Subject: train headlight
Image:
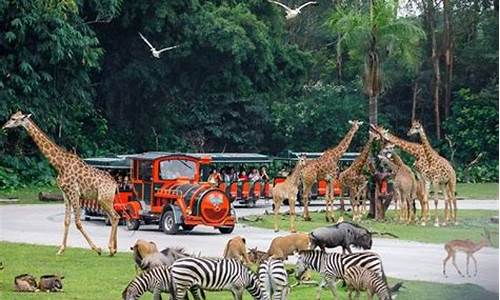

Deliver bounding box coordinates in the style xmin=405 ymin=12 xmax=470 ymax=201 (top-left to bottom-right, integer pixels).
xmin=186 ymin=207 xmax=192 ymax=215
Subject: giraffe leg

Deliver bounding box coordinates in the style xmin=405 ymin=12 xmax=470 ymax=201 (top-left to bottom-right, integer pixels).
xmin=57 ymin=196 xmax=72 ymax=255
xmin=447 ymin=181 xmax=458 ymax=225
xmin=273 ymin=195 xmax=282 ymax=232
xmin=442 ymin=184 xmax=450 ymax=226
xmin=289 ymin=197 xmax=297 ymax=233
xmin=71 ymin=199 xmax=102 ymax=255
xmin=100 ymin=197 xmax=120 ymax=256
xmin=302 ymin=182 xmax=312 ymax=221
xmin=324 ymin=184 xmax=331 ymax=222
xmin=432 ymin=181 xmax=440 ymax=227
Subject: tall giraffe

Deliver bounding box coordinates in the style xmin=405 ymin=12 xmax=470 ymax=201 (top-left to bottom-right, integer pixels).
xmin=338 ymin=133 xmax=375 ymax=221
xmin=370 ymin=124 xmax=443 ymax=226
xmin=408 ymin=120 xmax=457 ymax=225
xmin=300 ymin=120 xmax=362 ymax=222
xmin=272 ymin=156 xmax=307 ymax=233
xmin=2 ymin=112 xmax=120 ymax=255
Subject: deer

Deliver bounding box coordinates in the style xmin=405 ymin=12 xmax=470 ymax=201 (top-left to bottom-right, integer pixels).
xmin=442 ymin=228 xmax=493 ymax=277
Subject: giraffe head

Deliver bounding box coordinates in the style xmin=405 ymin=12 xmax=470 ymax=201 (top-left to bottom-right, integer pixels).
xmin=369 ymin=124 xmax=389 ymax=141
xmin=380 ymin=143 xmax=396 ymax=159
xmin=348 ymin=120 xmax=364 ymax=131
xmin=407 ymin=120 xmax=424 ymax=136
xmin=2 ymin=111 xmax=32 ymax=130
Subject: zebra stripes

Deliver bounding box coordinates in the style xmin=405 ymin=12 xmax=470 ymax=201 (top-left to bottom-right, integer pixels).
xmin=258 ymin=258 xmax=289 ymax=300
xmin=122 ymin=265 xmax=174 ymax=300
xmin=344 ymin=265 xmax=391 ymax=300
xmin=295 ymin=250 xmax=386 ymax=300
xmin=170 ymin=257 xmax=269 ymax=300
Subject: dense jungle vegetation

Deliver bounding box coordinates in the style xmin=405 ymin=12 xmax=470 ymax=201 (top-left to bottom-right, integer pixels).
xmin=0 ymin=0 xmax=498 ymax=188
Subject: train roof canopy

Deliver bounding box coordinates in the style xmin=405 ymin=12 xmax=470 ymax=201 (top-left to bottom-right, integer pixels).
xmin=126 ymin=152 xmax=272 ymax=164
xmin=277 ymin=151 xmax=360 ymax=161
xmin=84 ymin=155 xmax=131 ymax=169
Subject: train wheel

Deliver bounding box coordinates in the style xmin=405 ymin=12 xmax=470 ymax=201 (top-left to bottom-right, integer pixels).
xmin=218 ymin=226 xmax=234 ymax=234
xmin=161 ymin=211 xmax=179 ymax=235
xmin=126 ymin=219 xmax=140 ymax=231
xmin=182 ymin=224 xmax=195 ymax=231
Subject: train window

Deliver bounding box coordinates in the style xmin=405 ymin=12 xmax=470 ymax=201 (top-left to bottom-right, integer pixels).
xmin=159 ymin=159 xmax=196 ymax=180
xmin=138 ymin=160 xmax=153 ymax=181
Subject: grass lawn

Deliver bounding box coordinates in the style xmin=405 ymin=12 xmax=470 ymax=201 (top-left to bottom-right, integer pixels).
xmin=242 ymin=209 xmax=499 ymax=247
xmin=457 ymin=183 xmax=499 ymax=200
xmin=0 ymin=242 xmax=497 ymax=300
xmin=0 ymin=185 xmax=60 ymax=205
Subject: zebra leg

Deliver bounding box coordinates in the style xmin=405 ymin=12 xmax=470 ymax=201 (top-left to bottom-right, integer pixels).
xmin=152 ymin=288 xmax=162 ymax=300
xmin=325 ymin=277 xmax=339 ymax=300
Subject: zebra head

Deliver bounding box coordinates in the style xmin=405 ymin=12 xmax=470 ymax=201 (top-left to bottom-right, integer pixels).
xmin=295 ymin=250 xmax=324 ymax=280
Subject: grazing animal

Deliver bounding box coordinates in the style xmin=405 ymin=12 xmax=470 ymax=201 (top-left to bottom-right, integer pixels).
xmin=267 ymin=0 xmax=318 ymax=20
xmin=170 ymin=257 xmax=269 ymax=300
xmin=248 ymin=247 xmax=268 ymax=265
xmin=258 ymin=258 xmax=289 ymax=300
xmin=344 ymin=266 xmax=392 ymax=300
xmin=309 ymin=222 xmax=372 ymax=254
xmin=138 ymin=32 xmax=179 ymax=58
xmin=272 ymin=156 xmax=307 ymax=233
xmin=142 ymin=247 xmax=190 ymax=271
xmin=38 ymin=275 xmax=64 ymax=292
xmin=131 ymin=240 xmax=159 ymax=273
xmin=14 ymin=274 xmax=38 ymax=292
xmin=2 ymin=112 xmax=120 ymax=256
xmin=267 ymin=233 xmax=311 ymax=259
xmin=443 ymin=229 xmax=493 ymax=277
xmin=407 ymin=120 xmax=457 ymax=225
xmin=223 ymin=236 xmax=252 ymax=265
xmin=300 ymin=121 xmax=362 ymax=222
xmin=295 ymin=250 xmax=386 ymax=300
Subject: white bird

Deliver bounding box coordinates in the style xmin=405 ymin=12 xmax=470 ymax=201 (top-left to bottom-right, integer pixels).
xmin=267 ymin=0 xmax=318 ymax=20
xmin=139 ymin=32 xmax=179 ymax=58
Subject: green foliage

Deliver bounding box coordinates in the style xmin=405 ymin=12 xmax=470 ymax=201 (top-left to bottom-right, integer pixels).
xmin=443 ymin=84 xmax=499 ymax=182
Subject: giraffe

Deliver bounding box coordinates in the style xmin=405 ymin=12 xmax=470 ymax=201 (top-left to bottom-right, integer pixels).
xmin=272 ymin=156 xmax=307 ymax=233
xmin=2 ymin=112 xmax=120 ymax=255
xmin=407 ymin=120 xmax=457 ymax=225
xmin=338 ymin=133 xmax=375 ymax=222
xmin=300 ymin=120 xmax=363 ymax=222
xmin=370 ymin=124 xmax=437 ymax=226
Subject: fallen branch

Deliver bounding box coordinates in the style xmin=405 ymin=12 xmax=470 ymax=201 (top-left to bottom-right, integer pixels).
xmin=240 ymin=216 xmax=263 ymax=222
xmin=370 ymin=231 xmax=399 ymax=239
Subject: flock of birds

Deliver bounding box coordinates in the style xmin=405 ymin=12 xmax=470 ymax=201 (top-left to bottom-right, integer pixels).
xmin=138 ymin=1 xmax=318 ymax=58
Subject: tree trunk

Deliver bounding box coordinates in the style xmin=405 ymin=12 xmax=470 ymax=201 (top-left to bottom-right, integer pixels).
xmin=369 ymin=94 xmax=378 ymax=126
xmin=443 ymin=0 xmax=454 ymax=119
xmin=336 ymin=33 xmax=342 ymax=80
xmin=411 ymin=80 xmax=419 ymax=121
xmin=428 ymin=0 xmax=441 ymax=139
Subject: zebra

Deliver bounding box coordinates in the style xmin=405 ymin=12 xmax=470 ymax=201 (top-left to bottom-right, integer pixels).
xmin=170 ymin=257 xmax=269 ymax=300
xmin=122 ymin=265 xmax=203 ymax=300
xmin=295 ymin=250 xmax=386 ymax=300
xmin=344 ymin=265 xmax=391 ymax=300
xmin=258 ymin=258 xmax=289 ymax=300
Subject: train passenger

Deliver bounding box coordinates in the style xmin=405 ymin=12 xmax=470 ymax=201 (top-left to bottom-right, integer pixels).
xmin=238 ymin=170 xmax=248 ymax=181
xmin=260 ymin=166 xmax=270 ymax=181
xmin=207 ymin=169 xmax=222 ymax=186
xmin=248 ymin=168 xmax=261 ymax=182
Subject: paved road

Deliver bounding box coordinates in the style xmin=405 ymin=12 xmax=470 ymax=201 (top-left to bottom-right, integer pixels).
xmin=0 ymin=202 xmax=498 ymax=293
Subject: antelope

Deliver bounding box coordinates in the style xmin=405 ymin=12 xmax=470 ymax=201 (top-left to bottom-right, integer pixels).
xmin=442 ymin=228 xmax=493 ymax=277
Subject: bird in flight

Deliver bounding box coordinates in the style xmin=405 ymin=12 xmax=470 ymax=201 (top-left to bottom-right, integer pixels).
xmin=139 ymin=32 xmax=179 ymax=58
xmin=267 ymin=1 xmax=318 ymax=20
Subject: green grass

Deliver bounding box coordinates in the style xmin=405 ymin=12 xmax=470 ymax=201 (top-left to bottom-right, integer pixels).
xmin=0 ymin=242 xmax=497 ymax=300
xmin=457 ymin=183 xmax=499 ymax=200
xmin=242 ymin=209 xmax=499 ymax=247
xmin=0 ymin=185 xmax=60 ymax=205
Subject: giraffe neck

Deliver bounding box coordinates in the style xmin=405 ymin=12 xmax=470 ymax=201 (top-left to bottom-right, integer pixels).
xmin=384 ymin=132 xmax=424 ymax=159
xmin=23 ymin=119 xmax=69 ymax=171
xmin=417 ymin=129 xmax=437 ymax=158
xmin=345 ymin=138 xmax=373 ymax=173
xmin=322 ymin=125 xmax=358 ymax=164
xmin=390 ymin=153 xmax=406 ymax=168
xmin=380 ymin=156 xmax=399 ymax=172
xmin=288 ymin=161 xmax=305 ymax=185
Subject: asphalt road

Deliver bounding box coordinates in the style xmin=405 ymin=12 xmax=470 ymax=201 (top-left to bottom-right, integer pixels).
xmin=0 ymin=201 xmax=498 ymax=293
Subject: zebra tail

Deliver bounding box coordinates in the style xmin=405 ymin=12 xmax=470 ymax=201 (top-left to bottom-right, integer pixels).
xmin=167 ymin=271 xmax=176 ymax=299
xmin=390 ymin=282 xmax=404 ymax=293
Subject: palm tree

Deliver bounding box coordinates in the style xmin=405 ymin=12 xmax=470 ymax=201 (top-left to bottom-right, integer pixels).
xmin=327 ymin=0 xmax=425 ymax=125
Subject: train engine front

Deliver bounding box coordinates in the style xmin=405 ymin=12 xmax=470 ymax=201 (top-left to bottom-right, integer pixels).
xmin=124 ymin=153 xmax=235 ymax=234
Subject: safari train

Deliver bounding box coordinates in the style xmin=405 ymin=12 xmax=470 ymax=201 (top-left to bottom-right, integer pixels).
xmin=82 ymin=151 xmax=370 ymax=234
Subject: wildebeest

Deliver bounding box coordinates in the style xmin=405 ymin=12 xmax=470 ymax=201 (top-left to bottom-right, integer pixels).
xmin=38 ymin=275 xmax=64 ymax=292
xmin=309 ymin=222 xmax=372 ymax=254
